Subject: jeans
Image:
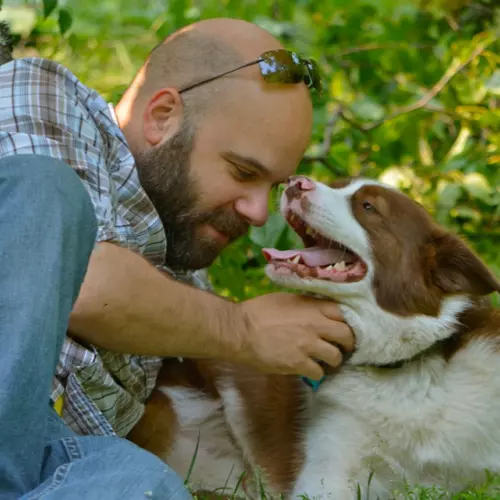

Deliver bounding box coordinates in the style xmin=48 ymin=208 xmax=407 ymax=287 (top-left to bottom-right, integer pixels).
xmin=0 ymin=155 xmax=192 ymax=500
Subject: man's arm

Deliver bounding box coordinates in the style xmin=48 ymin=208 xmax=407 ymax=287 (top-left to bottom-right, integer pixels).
xmin=69 ymin=242 xmax=239 ymax=360
xmin=69 ymin=242 xmax=354 ymax=380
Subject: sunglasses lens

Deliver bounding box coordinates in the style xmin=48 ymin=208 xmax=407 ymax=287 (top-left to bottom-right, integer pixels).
xmin=306 ymin=59 xmax=322 ymax=94
xmin=258 ymin=50 xmax=322 ymax=93
xmin=258 ymin=50 xmax=304 ymax=85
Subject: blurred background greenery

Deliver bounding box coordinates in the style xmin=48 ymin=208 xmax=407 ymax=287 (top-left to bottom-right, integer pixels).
xmin=1 ymin=0 xmax=499 ymax=305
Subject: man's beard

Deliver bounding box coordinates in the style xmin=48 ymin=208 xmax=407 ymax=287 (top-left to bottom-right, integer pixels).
xmin=134 ymin=124 xmax=249 ymax=271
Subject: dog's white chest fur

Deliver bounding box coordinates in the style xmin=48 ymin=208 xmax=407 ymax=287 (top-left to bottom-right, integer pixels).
xmin=294 ymin=337 xmax=500 ymax=499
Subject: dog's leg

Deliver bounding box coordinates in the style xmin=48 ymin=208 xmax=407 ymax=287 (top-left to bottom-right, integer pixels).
xmin=291 ymin=410 xmax=371 ymax=500
xmin=217 ymin=376 xmax=309 ymax=498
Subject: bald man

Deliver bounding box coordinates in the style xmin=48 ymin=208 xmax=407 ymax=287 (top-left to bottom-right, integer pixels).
xmin=0 ymin=18 xmax=353 ymax=499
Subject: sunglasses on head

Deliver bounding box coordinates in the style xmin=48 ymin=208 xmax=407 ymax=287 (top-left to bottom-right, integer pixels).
xmin=178 ymin=49 xmax=322 ymax=95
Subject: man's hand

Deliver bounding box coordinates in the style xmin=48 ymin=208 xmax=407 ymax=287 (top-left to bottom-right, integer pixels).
xmin=234 ymin=293 xmax=354 ymax=380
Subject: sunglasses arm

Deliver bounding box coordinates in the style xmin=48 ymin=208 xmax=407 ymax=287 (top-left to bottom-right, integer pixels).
xmin=178 ymin=59 xmax=261 ymax=94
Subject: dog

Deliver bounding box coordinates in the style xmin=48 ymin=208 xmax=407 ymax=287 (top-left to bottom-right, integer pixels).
xmin=128 ymin=176 xmax=500 ymax=499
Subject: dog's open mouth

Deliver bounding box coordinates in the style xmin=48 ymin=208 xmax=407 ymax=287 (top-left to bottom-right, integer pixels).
xmin=262 ymin=211 xmax=367 ymax=283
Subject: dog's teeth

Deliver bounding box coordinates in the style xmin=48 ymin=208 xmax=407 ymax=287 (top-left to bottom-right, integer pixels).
xmin=325 ymin=265 xmax=333 ymax=271
xmin=306 ymin=226 xmax=314 ymax=236
xmin=292 ymin=255 xmax=301 ymax=265
xmin=334 ymin=261 xmax=346 ymax=271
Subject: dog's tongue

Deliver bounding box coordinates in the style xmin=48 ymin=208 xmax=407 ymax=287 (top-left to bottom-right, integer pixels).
xmin=262 ymin=247 xmax=350 ymax=267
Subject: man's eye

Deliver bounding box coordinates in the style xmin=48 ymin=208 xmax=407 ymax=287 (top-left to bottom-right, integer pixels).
xmin=234 ymin=166 xmax=256 ymax=181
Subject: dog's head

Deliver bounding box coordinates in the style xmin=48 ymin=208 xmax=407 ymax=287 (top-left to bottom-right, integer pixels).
xmin=263 ymin=176 xmax=500 ymax=365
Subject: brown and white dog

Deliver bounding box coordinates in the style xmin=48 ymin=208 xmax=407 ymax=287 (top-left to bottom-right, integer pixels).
xmin=129 ymin=176 xmax=500 ymax=499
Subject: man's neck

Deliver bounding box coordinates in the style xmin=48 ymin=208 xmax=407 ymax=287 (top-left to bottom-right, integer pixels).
xmin=113 ymin=97 xmax=143 ymax=158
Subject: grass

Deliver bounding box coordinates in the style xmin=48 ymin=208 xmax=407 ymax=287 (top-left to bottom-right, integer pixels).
xmin=186 ymin=459 xmax=500 ymax=500
xmin=189 ymin=476 xmax=500 ymax=500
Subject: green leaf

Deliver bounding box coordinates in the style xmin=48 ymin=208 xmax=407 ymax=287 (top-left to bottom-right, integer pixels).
xmin=450 ymin=206 xmax=482 ymax=223
xmin=249 ymin=212 xmax=287 ymax=249
xmin=43 ymin=0 xmax=58 ymax=19
xmin=350 ymin=95 xmax=385 ymax=122
xmin=58 ymin=8 xmax=72 ymax=35
xmin=436 ymin=180 xmax=462 ymax=209
xmin=485 ymin=70 xmax=500 ymax=96
xmin=284 ymin=225 xmax=304 ymax=249
xmin=379 ymin=166 xmax=419 ymax=190
xmin=170 ymin=0 xmax=186 ymax=29
xmin=462 ymin=172 xmax=493 ymax=204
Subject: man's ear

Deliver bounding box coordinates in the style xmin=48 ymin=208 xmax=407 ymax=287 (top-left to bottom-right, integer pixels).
xmin=431 ymin=232 xmax=500 ymax=296
xmin=143 ymin=88 xmax=184 ymax=146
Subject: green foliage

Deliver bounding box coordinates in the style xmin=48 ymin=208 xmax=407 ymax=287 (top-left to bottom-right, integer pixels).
xmin=0 ymin=0 xmax=498 ymax=306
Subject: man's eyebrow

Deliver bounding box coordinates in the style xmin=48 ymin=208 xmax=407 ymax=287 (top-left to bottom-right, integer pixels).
xmin=223 ymin=151 xmax=272 ymax=177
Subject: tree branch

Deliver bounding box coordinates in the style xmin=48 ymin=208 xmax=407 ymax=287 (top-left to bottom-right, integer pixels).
xmin=302 ymin=105 xmax=344 ymax=175
xmin=362 ymin=42 xmax=489 ymax=132
xmin=299 ymin=41 xmax=488 ymax=176
xmin=319 ymin=105 xmax=342 ymax=157
xmin=303 ymin=104 xmax=342 ymax=161
xmin=336 ymin=42 xmax=432 ymax=57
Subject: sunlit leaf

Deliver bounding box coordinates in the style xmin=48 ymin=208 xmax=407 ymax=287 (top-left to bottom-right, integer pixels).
xmin=437 ymin=180 xmax=462 ymax=209
xmin=462 ymin=172 xmax=493 ymax=204
xmin=485 ymin=70 xmax=500 ymax=96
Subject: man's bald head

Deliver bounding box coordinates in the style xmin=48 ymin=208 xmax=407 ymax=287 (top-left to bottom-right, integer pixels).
xmin=128 ymin=18 xmax=287 ymax=118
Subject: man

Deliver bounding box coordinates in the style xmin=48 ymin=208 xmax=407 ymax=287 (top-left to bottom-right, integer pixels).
xmin=0 ymin=17 xmax=353 ymax=499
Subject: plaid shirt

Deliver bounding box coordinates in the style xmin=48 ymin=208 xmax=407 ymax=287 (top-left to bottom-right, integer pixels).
xmin=0 ymin=57 xmax=211 ymax=437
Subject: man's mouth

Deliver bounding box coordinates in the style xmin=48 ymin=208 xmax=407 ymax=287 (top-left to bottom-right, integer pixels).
xmin=262 ymin=210 xmax=367 ymax=283
xmin=203 ymin=224 xmax=230 ymax=245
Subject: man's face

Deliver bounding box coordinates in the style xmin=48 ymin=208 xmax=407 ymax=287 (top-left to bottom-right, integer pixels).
xmin=134 ymin=123 xmax=250 ymax=271
xmin=135 ymin=81 xmax=313 ymax=271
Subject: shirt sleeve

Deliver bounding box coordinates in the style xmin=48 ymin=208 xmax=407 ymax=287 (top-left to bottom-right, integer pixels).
xmin=0 ymin=58 xmax=124 ymax=245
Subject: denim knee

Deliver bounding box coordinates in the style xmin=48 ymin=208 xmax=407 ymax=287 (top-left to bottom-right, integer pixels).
xmin=125 ymin=444 xmax=193 ymax=499
xmin=28 ymin=436 xmax=193 ymax=500
xmin=0 ymin=154 xmax=96 ymax=234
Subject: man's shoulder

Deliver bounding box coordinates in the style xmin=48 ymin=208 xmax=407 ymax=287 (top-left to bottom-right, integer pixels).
xmin=1 ymin=56 xmax=123 ymax=141
xmin=0 ymin=57 xmax=107 ymax=110
xmin=2 ymin=56 xmax=85 ymax=86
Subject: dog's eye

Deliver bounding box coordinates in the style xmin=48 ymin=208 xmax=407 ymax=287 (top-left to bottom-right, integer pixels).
xmin=362 ymin=202 xmax=374 ymax=211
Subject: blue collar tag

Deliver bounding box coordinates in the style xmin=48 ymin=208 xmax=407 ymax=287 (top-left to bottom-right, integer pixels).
xmin=302 ymin=376 xmax=325 ymax=392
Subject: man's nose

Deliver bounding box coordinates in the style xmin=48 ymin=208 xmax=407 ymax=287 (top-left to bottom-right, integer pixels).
xmin=234 ymin=191 xmax=269 ymax=227
xmin=285 ymin=175 xmax=316 ymax=203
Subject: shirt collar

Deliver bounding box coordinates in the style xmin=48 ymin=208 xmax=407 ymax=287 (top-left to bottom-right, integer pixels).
xmin=108 ymin=103 xmax=119 ymax=126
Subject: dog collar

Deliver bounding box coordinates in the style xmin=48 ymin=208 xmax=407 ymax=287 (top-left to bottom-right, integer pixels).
xmin=302 ymin=376 xmax=325 ymax=392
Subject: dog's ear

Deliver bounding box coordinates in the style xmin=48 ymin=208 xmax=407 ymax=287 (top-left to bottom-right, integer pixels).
xmin=431 ymin=232 xmax=500 ymax=296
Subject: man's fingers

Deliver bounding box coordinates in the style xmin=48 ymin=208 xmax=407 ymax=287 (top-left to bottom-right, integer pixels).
xmin=319 ymin=321 xmax=355 ymax=353
xmin=300 ymin=359 xmax=325 ymax=381
xmin=310 ymin=340 xmax=343 ymax=369
xmin=319 ymin=302 xmax=345 ymax=323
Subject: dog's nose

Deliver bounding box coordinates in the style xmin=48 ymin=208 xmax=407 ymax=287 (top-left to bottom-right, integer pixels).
xmin=285 ymin=176 xmax=315 ymax=203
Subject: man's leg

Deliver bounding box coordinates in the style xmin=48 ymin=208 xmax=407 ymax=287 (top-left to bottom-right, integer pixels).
xmin=0 ymin=155 xmax=192 ymax=500
xmin=26 ymin=411 xmax=192 ymax=500
xmin=0 ymin=154 xmax=97 ymax=496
